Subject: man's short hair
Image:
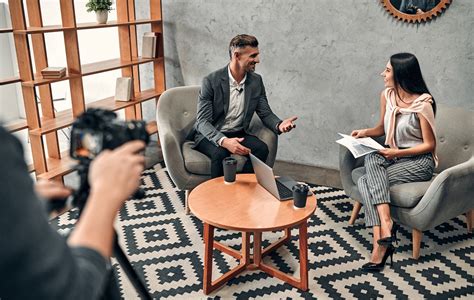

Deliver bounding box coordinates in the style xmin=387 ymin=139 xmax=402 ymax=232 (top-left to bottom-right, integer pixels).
xmin=228 ymin=34 xmax=259 ymax=59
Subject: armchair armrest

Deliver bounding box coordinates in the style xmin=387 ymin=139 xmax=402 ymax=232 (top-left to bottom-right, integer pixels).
xmin=338 ymin=135 xmax=385 ymax=199
xmin=339 ymin=145 xmax=365 ymax=197
xmin=158 ymin=130 xmax=189 ymax=188
xmin=400 ymin=156 xmax=474 ymax=231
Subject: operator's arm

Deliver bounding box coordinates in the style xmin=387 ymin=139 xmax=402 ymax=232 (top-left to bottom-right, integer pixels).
xmin=68 ymin=141 xmax=145 ymax=258
xmin=0 ymin=127 xmax=107 ymax=299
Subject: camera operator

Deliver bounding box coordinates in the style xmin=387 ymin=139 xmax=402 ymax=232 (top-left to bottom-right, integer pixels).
xmin=0 ymin=125 xmax=145 ymax=299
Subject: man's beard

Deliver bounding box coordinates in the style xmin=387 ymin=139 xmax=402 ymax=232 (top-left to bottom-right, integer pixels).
xmin=247 ymin=64 xmax=256 ymax=72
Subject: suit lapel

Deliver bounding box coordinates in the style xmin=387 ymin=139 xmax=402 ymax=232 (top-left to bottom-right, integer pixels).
xmin=220 ymin=68 xmax=230 ymax=115
xmin=243 ymin=73 xmax=253 ymax=119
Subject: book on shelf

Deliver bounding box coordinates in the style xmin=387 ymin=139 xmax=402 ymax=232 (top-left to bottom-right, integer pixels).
xmin=142 ymin=32 xmax=163 ymax=58
xmin=115 ymin=77 xmax=133 ymax=101
xmin=336 ymin=133 xmax=385 ymax=158
xmin=41 ymin=67 xmax=66 ymax=79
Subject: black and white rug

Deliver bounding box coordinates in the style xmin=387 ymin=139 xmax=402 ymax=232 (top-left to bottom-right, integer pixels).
xmin=52 ymin=164 xmax=473 ymax=299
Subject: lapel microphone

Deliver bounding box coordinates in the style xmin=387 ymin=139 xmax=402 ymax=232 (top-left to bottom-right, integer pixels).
xmin=236 ymin=87 xmax=244 ymax=94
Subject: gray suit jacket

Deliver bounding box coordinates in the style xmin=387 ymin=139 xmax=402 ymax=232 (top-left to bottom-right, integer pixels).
xmin=192 ymin=66 xmax=282 ymax=147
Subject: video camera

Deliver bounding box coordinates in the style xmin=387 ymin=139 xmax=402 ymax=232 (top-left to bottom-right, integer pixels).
xmin=70 ymin=108 xmax=149 ymax=160
xmin=68 ymin=108 xmax=150 ymax=212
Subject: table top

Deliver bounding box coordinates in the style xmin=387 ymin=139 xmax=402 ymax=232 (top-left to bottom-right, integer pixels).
xmin=188 ymin=174 xmax=317 ymax=232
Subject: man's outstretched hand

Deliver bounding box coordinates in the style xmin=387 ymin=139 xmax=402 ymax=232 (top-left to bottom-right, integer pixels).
xmin=222 ymin=137 xmax=250 ymax=155
xmin=279 ymin=116 xmax=298 ymax=133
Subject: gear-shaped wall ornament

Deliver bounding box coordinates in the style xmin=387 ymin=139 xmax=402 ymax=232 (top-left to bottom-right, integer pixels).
xmin=381 ymin=0 xmax=452 ymax=23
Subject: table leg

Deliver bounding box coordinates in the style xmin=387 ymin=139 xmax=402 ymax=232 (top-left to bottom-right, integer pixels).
xmin=203 ymin=227 xmax=250 ymax=295
xmin=241 ymin=232 xmax=251 ymax=265
xmin=203 ymin=223 xmax=214 ymax=295
xmin=253 ymin=231 xmax=262 ymax=267
xmin=299 ymin=221 xmax=309 ymax=291
xmin=258 ymin=221 xmax=309 ymax=291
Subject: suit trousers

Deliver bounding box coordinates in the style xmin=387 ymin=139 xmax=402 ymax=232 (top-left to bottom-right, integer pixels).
xmin=196 ymin=131 xmax=269 ymax=178
xmin=357 ymin=152 xmax=434 ymax=227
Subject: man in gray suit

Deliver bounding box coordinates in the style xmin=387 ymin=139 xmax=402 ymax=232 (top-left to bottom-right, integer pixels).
xmin=192 ymin=34 xmax=297 ymax=178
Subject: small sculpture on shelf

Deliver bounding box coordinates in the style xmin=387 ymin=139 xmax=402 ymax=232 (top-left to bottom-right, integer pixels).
xmin=86 ymin=0 xmax=113 ymax=24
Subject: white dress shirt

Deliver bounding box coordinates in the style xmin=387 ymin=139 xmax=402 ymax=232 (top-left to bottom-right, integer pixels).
xmin=218 ymin=67 xmax=247 ymax=146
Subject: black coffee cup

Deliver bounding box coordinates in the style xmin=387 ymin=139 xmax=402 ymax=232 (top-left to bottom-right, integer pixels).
xmin=223 ymin=157 xmax=237 ymax=184
xmin=293 ymin=184 xmax=309 ymax=209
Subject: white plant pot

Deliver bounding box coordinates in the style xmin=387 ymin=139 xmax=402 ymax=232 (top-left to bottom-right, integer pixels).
xmin=95 ymin=10 xmax=108 ymax=24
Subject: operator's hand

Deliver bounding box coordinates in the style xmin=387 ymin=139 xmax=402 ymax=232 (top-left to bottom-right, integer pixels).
xmin=378 ymin=148 xmax=399 ymax=160
xmin=89 ymin=140 xmax=146 ymax=211
xmin=222 ymin=137 xmax=250 ymax=155
xmin=351 ymin=129 xmax=367 ymax=138
xmin=35 ymin=179 xmax=72 ymax=200
xmin=279 ymin=116 xmax=297 ymax=133
xmin=416 ymin=8 xmax=424 ymax=14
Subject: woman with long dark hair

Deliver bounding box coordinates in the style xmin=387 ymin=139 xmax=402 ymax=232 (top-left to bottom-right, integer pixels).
xmin=351 ymin=53 xmax=437 ymax=272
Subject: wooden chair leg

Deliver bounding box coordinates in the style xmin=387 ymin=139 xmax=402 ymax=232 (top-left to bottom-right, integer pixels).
xmin=465 ymin=210 xmax=474 ymax=233
xmin=349 ymin=201 xmax=362 ymax=225
xmin=412 ymin=229 xmax=422 ymax=260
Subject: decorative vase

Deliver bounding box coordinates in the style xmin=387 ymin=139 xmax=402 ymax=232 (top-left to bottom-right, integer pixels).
xmin=95 ymin=10 xmax=108 ymax=24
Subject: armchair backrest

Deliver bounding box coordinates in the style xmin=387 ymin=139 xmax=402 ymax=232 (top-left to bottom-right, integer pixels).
xmin=157 ymin=85 xmax=200 ymax=143
xmin=435 ymin=105 xmax=474 ymax=172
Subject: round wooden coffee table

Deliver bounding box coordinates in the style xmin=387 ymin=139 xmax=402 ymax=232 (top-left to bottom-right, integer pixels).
xmin=188 ymin=174 xmax=317 ymax=295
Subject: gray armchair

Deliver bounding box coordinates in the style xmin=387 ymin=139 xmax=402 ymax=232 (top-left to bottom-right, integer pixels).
xmin=157 ymin=86 xmax=278 ymax=213
xmin=339 ymin=105 xmax=474 ymax=259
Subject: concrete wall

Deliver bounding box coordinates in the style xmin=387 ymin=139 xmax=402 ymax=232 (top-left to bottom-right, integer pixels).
xmin=144 ymin=0 xmax=473 ymax=169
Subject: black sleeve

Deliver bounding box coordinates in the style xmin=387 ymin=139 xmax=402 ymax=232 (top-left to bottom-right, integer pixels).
xmin=0 ymin=127 xmax=109 ymax=300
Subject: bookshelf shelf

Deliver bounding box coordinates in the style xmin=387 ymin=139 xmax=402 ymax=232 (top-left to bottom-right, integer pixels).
xmin=22 ymin=72 xmax=80 ymax=87
xmin=7 ymin=0 xmax=165 ymax=179
xmin=29 ymin=88 xmax=163 ymax=136
xmin=14 ymin=25 xmax=74 ymax=34
xmin=37 ymin=151 xmax=76 ymax=180
xmin=22 ymin=57 xmax=162 ymax=87
xmin=0 ymin=27 xmax=13 ymax=33
xmin=77 ymin=19 xmax=162 ymax=30
xmin=81 ymin=57 xmax=161 ymax=76
xmin=4 ymin=119 xmax=28 ymax=132
xmin=0 ymin=76 xmax=21 ymax=86
xmin=13 ymin=19 xmax=161 ymax=34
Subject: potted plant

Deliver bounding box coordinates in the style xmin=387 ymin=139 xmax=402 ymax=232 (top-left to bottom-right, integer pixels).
xmin=86 ymin=0 xmax=113 ymax=24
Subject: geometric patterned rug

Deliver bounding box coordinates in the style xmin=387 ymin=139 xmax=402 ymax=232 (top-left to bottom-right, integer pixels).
xmin=51 ymin=163 xmax=474 ymax=299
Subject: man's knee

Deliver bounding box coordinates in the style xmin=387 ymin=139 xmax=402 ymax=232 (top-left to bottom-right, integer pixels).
xmin=255 ymin=142 xmax=269 ymax=158
xmin=212 ymin=147 xmax=230 ymax=163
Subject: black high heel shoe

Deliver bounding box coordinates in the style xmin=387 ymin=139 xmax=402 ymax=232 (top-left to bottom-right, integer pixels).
xmin=377 ymin=222 xmax=399 ymax=247
xmin=362 ymin=245 xmax=395 ymax=272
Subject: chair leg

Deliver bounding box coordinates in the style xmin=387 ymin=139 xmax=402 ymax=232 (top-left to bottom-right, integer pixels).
xmin=412 ymin=229 xmax=422 ymax=260
xmin=348 ymin=201 xmax=362 ymax=225
xmin=465 ymin=210 xmax=474 ymax=233
xmin=185 ymin=190 xmax=190 ymax=215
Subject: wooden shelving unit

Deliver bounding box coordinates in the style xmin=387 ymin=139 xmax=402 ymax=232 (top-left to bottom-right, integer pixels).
xmin=6 ymin=0 xmax=165 ymax=180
